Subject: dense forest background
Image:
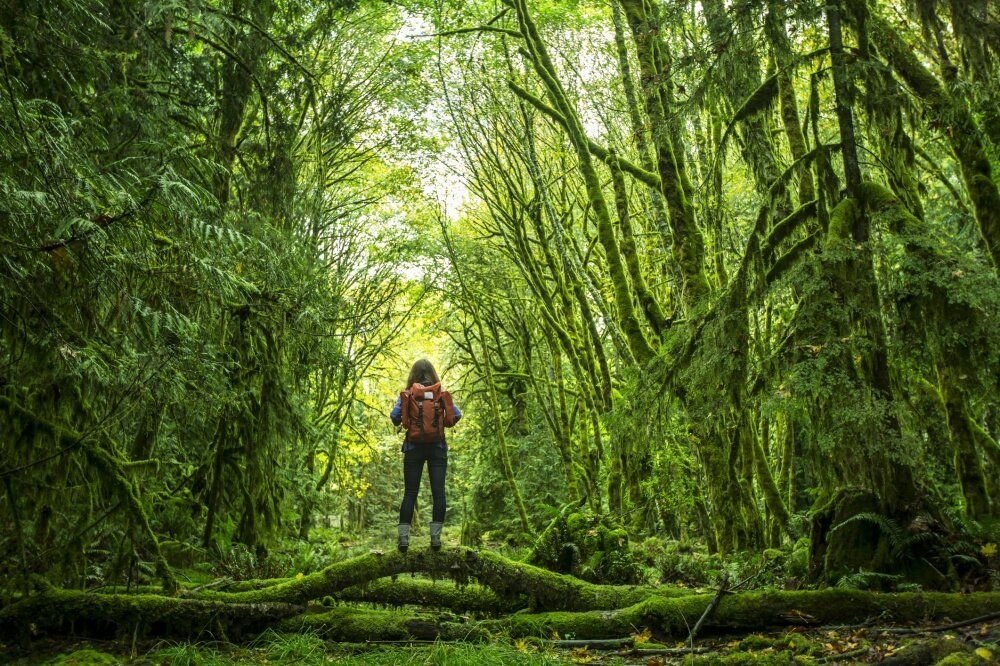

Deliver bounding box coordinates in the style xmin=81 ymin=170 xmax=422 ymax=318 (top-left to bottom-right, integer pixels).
xmin=2 ymin=0 xmax=1000 ymax=662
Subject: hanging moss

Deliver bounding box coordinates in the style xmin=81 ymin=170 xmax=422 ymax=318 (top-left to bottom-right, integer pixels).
xmin=721 ymin=74 xmax=779 ymax=143
xmin=0 ymin=396 xmax=178 ymax=594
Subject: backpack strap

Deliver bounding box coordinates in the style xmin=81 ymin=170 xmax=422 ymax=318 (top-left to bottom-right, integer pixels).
xmin=399 ymin=390 xmax=410 ymax=428
xmin=440 ymin=390 xmax=457 ymax=427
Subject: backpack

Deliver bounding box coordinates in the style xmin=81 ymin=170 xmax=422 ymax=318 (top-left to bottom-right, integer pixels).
xmin=400 ymin=382 xmax=456 ymax=444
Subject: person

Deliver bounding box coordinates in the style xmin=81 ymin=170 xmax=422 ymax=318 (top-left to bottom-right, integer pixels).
xmin=390 ymin=359 xmax=461 ymax=552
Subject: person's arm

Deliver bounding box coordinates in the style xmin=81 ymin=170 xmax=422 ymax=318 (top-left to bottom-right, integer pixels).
xmin=390 ymin=395 xmax=403 ymax=426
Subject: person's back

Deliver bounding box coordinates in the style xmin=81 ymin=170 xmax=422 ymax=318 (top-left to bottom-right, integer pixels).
xmin=390 ymin=359 xmax=461 ymax=552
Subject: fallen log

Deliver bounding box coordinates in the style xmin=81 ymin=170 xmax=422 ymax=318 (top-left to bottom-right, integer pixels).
xmin=120 ymin=576 xmax=525 ymax=615
xmin=280 ymin=589 xmax=1000 ymax=643
xmin=332 ymin=578 xmax=525 ymax=614
xmin=492 ymin=589 xmax=1000 ymax=639
xmin=196 ymin=547 xmax=663 ymax=612
xmin=279 ymin=589 xmax=1000 ymax=643
xmin=550 ymin=637 xmax=633 ymax=649
xmin=0 ymin=588 xmax=303 ymax=640
xmin=5 ymin=550 xmax=998 ymax=644
xmin=277 ymin=606 xmax=487 ymax=642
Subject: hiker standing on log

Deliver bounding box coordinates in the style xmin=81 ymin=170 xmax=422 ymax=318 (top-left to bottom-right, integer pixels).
xmin=390 ymin=359 xmax=461 ymax=552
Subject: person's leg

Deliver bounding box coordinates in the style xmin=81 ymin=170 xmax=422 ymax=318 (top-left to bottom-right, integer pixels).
xmin=399 ymin=448 xmax=426 ymax=524
xmin=427 ymin=444 xmax=447 ymax=549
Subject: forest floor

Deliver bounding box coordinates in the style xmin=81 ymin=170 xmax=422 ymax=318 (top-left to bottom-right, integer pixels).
xmin=3 ymin=531 xmax=998 ymax=665
xmin=6 ymin=620 xmax=1000 ymax=665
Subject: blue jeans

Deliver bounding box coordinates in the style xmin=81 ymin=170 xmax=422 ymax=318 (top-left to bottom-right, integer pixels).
xmin=398 ymin=443 xmax=447 ymax=524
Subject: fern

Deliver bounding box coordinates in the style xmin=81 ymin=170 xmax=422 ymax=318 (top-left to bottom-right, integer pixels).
xmin=836 ymin=570 xmax=903 ymax=590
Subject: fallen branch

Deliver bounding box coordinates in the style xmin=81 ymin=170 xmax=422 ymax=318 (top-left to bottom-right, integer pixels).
xmin=624 ymin=647 xmax=712 ymax=656
xmin=690 ymin=573 xmax=729 ymax=642
xmin=550 ymin=638 xmax=633 ymax=649
xmin=881 ymin=609 xmax=1000 ymax=635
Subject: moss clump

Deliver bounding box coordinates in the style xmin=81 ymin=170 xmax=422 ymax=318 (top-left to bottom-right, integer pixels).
xmin=787 ymin=539 xmax=810 ymax=580
xmin=935 ymin=653 xmax=987 ymax=666
xmin=334 ymin=577 xmax=524 ymax=614
xmin=737 ymin=632 xmax=823 ymax=655
xmin=530 ymin=510 xmax=641 ymax=584
xmin=279 ymin=607 xmax=489 ymax=643
xmin=692 ymin=652 xmax=816 ymax=665
xmin=883 ymin=638 xmax=989 ymax=665
xmin=45 ymin=649 xmax=120 ymax=665
xmin=655 ymin=543 xmax=725 ymax=586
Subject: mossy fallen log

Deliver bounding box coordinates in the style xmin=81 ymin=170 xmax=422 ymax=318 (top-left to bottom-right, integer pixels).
xmin=332 ymin=578 xmax=525 ymax=614
xmin=4 ymin=585 xmax=999 ymax=643
xmin=254 ymin=589 xmax=1000 ymax=643
xmin=277 ymin=606 xmax=488 ymax=642
xmin=0 ymin=588 xmax=303 ymax=640
xmin=196 ymin=547 xmax=662 ymax=612
xmin=492 ymin=589 xmax=1000 ymax=639
xmin=8 ymin=548 xmax=997 ymax=644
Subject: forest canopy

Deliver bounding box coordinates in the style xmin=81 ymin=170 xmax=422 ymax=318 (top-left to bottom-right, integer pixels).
xmin=1 ymin=0 xmax=1000 ymax=661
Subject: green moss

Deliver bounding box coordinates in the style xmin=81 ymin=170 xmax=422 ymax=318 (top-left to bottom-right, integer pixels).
xmin=493 ymin=589 xmax=1000 ymax=640
xmin=735 ymin=632 xmax=823 ymax=656
xmin=825 ymin=197 xmax=857 ymax=247
xmin=692 ymin=651 xmax=815 ymax=665
xmin=530 ymin=510 xmax=642 ymax=584
xmin=44 ymin=649 xmax=119 ymax=665
xmin=936 ymin=654 xmax=984 ymax=666
xmin=738 ymin=634 xmax=779 ymax=650
xmin=335 ymin=578 xmax=523 ymax=614
xmin=787 ymin=543 xmax=810 ymax=580
xmin=279 ymin=606 xmax=491 ymax=643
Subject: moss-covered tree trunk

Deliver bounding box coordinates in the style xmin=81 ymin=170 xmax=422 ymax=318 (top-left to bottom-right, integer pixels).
xmin=511 ymin=0 xmax=655 ymax=364
xmin=869 ymin=11 xmax=1000 ymax=270
xmin=617 ymin=0 xmax=709 ymax=308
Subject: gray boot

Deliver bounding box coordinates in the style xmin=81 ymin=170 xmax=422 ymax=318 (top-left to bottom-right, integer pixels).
xmin=429 ymin=521 xmax=443 ymax=551
xmin=397 ymin=524 xmax=410 ymax=553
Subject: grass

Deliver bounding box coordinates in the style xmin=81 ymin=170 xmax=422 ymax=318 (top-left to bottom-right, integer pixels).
xmin=20 ymin=635 xmax=577 ymax=665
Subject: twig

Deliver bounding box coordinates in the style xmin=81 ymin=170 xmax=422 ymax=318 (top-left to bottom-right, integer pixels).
xmin=827 ymin=647 xmax=871 ymax=662
xmin=551 ymin=638 xmax=633 ymax=649
xmin=690 ymin=573 xmax=730 ymax=642
xmin=623 ymin=647 xmax=712 ymax=656
xmin=417 ymin=25 xmax=521 ymax=38
xmin=882 ymin=610 xmax=1000 ymax=635
xmin=365 ymin=638 xmax=452 ymax=645
xmin=730 ymin=566 xmax=767 ymax=592
xmin=190 ymin=577 xmax=232 ymax=593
